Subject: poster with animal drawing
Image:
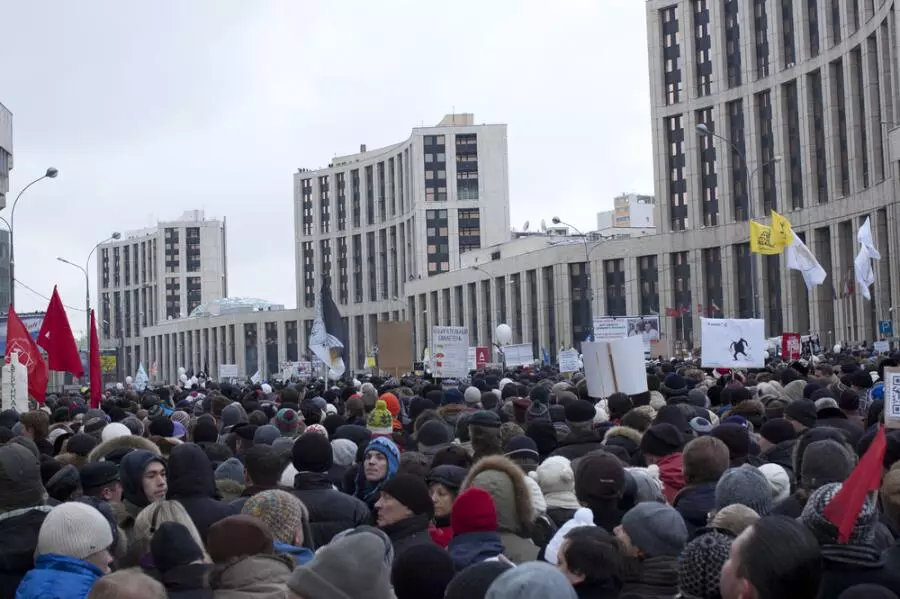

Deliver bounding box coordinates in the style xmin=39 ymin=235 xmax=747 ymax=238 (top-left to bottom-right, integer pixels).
xmin=700 ymin=318 xmax=766 ymax=368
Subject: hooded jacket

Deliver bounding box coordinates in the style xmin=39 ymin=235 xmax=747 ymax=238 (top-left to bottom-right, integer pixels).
xmin=0 ymin=506 xmax=53 ymax=598
xmin=86 ymin=434 xmax=160 ymax=463
xmin=14 ymin=554 xmax=105 ymax=599
xmin=461 ymin=455 xmax=539 ymax=563
xmin=549 ymin=430 xmax=606 ymax=461
xmin=448 ymin=531 xmax=505 ymax=570
xmin=119 ymin=449 xmax=168 ymax=531
xmin=166 ymin=444 xmax=236 ymax=542
xmin=761 ymin=439 xmax=796 ymax=481
xmin=208 ymin=554 xmax=293 ymax=599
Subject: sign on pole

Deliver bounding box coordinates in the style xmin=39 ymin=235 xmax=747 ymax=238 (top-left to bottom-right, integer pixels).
xmin=582 ymin=336 xmax=648 ymax=398
xmin=432 ymin=327 xmax=469 ymax=378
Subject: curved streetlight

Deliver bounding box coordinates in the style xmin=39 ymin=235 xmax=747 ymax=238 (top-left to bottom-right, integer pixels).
xmin=551 ymin=217 xmax=594 ymax=342
xmin=6 ymin=167 xmax=59 ymax=308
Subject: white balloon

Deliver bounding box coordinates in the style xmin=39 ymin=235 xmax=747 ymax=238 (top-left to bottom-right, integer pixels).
xmin=495 ymin=323 xmax=512 ymax=345
xmin=177 ymin=367 xmax=186 ymax=376
xmin=833 ymin=344 xmax=842 ymax=353
xmin=125 ymin=376 xmax=133 ymax=385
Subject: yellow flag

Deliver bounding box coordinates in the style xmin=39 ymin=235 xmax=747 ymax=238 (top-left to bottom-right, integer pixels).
xmin=771 ymin=210 xmax=793 ymax=247
xmin=749 ymin=220 xmax=784 ymax=254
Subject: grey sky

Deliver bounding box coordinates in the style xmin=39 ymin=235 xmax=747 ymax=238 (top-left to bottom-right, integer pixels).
xmin=3 ymin=0 xmax=651 ymax=337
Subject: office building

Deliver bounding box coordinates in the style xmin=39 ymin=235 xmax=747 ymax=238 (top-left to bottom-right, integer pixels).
xmin=0 ymin=103 xmax=12 ymax=309
xmin=595 ymin=193 xmax=657 ymax=238
xmin=97 ymin=210 xmax=227 ymax=378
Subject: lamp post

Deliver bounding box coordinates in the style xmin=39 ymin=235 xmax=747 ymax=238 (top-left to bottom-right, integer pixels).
xmin=551 ymin=217 xmax=594 ymax=342
xmin=6 ymin=168 xmax=58 ymax=308
xmin=695 ymin=124 xmax=782 ymax=319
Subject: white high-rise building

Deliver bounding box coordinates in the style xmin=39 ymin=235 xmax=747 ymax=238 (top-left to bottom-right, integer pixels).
xmin=97 ymin=210 xmax=227 ymax=378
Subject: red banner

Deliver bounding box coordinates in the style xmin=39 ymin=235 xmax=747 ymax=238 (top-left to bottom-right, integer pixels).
xmin=782 ymin=332 xmax=801 ymax=361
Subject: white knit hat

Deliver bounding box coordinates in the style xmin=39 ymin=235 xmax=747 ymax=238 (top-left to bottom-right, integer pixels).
xmin=543 ymin=507 xmax=595 ymax=565
xmin=529 ymin=456 xmax=575 ymax=495
xmin=37 ymin=502 xmax=113 ymax=560
xmin=100 ymin=422 xmax=131 ymax=442
xmin=464 ymin=386 xmax=482 ymax=405
xmin=758 ymin=463 xmax=791 ymax=503
xmin=499 ymin=378 xmax=513 ymax=390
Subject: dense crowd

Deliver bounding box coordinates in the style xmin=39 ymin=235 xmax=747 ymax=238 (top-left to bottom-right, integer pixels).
xmin=1 ymin=351 xmax=899 ymax=599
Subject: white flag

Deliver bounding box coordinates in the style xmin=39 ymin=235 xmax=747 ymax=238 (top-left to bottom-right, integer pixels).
xmin=854 ymin=246 xmax=875 ymax=300
xmin=250 ymin=370 xmax=261 ymax=384
xmin=857 ymin=216 xmax=882 ymax=260
xmin=785 ymin=231 xmax=827 ymax=290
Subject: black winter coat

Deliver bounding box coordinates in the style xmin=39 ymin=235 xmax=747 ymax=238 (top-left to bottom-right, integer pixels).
xmin=620 ymin=555 xmax=679 ymax=599
xmin=380 ymin=513 xmax=436 ymax=558
xmin=166 ymin=444 xmax=236 ymax=543
xmin=762 ymin=440 xmax=796 ymax=482
xmin=549 ymin=431 xmax=606 ymax=461
xmin=817 ymin=544 xmax=900 ymax=599
xmin=290 ymin=471 xmax=370 ymax=549
xmin=0 ymin=506 xmax=51 ymax=599
xmin=672 ymin=483 xmax=716 ymax=535
xmin=158 ymin=563 xmax=214 ymax=599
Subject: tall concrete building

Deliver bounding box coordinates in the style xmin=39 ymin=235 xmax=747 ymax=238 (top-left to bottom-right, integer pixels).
xmin=97 ymin=210 xmax=227 ymax=377
xmin=0 ymin=103 xmax=12 ymax=309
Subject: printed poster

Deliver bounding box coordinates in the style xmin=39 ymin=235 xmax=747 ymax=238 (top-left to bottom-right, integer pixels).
xmin=781 ymin=333 xmax=801 ymax=361
xmin=700 ymin=318 xmax=766 ymax=368
xmin=558 ymin=349 xmax=580 ymax=373
xmin=432 ymin=327 xmax=469 ymax=378
xmin=592 ymin=315 xmax=660 ymax=353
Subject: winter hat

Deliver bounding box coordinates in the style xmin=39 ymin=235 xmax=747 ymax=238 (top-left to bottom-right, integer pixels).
xmin=292 ymin=431 xmax=334 ymax=473
xmin=253 ymin=424 xmax=281 ymax=446
xmin=710 ymin=423 xmax=751 ymax=460
xmin=625 ymin=466 xmax=666 ymax=503
xmin=486 ymin=561 xmax=578 ymax=599
xmin=677 ymin=529 xmax=734 ymax=599
xmin=529 ymin=455 xmax=576 ymax=496
xmin=785 ymin=400 xmax=817 ymax=429
xmin=151 ymin=522 xmax=204 ymax=573
xmin=0 ymin=443 xmax=44 ymax=510
xmin=148 ymin=416 xmax=175 ymax=438
xmin=380 ymin=473 xmax=433 ymax=516
xmin=416 ymin=420 xmax=452 ymax=450
xmin=801 ymin=440 xmax=855 ymax=490
xmin=445 ymin=561 xmax=513 ymax=599
xmin=275 ymin=408 xmax=301 ymax=436
xmin=46 ymin=465 xmax=81 ymax=502
xmin=801 ymin=482 xmax=877 ymax=546
xmin=214 ymin=457 xmax=245 ymax=486
xmin=465 ymin=386 xmax=482 ymax=406
xmin=367 ymin=400 xmax=394 ymax=435
xmin=689 ymin=417 xmax=714 ymax=436
xmin=469 ymin=410 xmax=502 ymax=429
xmin=565 ymin=400 xmax=596 ymax=424
xmin=574 ymin=451 xmax=626 ymax=501
xmin=100 ymin=422 xmax=131 ymax=442
xmin=79 ymin=461 xmax=120 ymax=491
xmin=83 ymin=416 xmax=107 ymax=438
xmin=191 ymin=419 xmax=218 ymax=443
xmin=365 ymin=437 xmax=402 ymax=478
xmin=121 ymin=416 xmax=145 ymax=437
xmin=426 ymin=464 xmax=467 ymax=493
xmin=621 ymin=502 xmax=688 ymax=558
xmin=687 ymin=388 xmax=709 ymax=408
xmin=759 ymin=418 xmax=796 ymax=445
xmin=305 ymin=423 xmax=329 ymax=439
xmin=451 ymin=487 xmax=498 ymax=534
xmin=288 ymin=531 xmax=393 ymax=599
xmin=526 ymin=402 xmax=550 ymax=424
xmin=757 ymin=463 xmax=791 ymax=503
xmin=331 ymin=438 xmax=358 ymax=468
xmin=837 ymin=585 xmax=900 ymax=599
xmin=221 ymin=402 xmax=249 ymax=433
xmin=171 ymin=410 xmax=191 ymax=427
xmin=36 ymin=502 xmax=113 ymax=560
xmin=67 ymin=433 xmax=99 ymax=457
xmin=715 ymin=464 xmax=773 ymax=515
xmin=391 ymin=543 xmax=456 ymax=599
xmin=206 ymin=515 xmax=274 ymax=563
xmin=640 ymin=423 xmax=684 ymax=457
xmin=241 ymin=489 xmax=308 ymax=545
xmin=505 ymin=435 xmax=539 ymax=462
xmin=543 ymin=507 xmax=595 ymax=565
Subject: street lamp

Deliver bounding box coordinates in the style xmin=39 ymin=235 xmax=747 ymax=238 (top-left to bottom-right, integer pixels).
xmin=696 ymin=124 xmax=782 ymax=319
xmin=6 ymin=167 xmax=59 ymax=308
xmin=551 ymin=216 xmax=594 ymax=342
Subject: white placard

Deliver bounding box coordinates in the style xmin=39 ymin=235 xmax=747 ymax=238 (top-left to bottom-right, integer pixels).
xmin=700 ymin=318 xmax=766 ymax=368
xmin=582 ymin=336 xmax=648 ymax=398
xmin=219 ymin=364 xmax=238 ymax=379
xmin=503 ymin=343 xmax=535 ymax=367
xmin=874 ymin=341 xmax=890 ymax=354
xmin=593 ymin=315 xmax=660 ymax=353
xmin=558 ymin=349 xmax=581 ymax=373
xmin=884 ymin=367 xmax=900 ymax=429
xmin=250 ymin=370 xmax=261 ymax=384
xmin=432 ymin=327 xmax=469 ymax=378
xmin=1 ymin=352 xmax=28 ymax=413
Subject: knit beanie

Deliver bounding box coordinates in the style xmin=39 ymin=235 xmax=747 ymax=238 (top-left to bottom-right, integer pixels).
xmin=36 ymin=502 xmax=113 ymax=560
xmin=801 ymin=440 xmax=855 ymax=490
xmin=640 ymin=423 xmax=684 ymax=458
xmin=677 ymin=529 xmax=734 ymax=599
xmin=391 ymin=543 xmax=456 ymax=599
xmin=214 ymin=458 xmax=245 ymax=486
xmin=759 ymin=418 xmax=796 ymax=445
xmin=367 ymin=400 xmax=394 ymax=435
xmin=526 ymin=402 xmax=551 ymax=424
xmin=365 ymin=437 xmax=402 ymax=478
xmin=206 ymin=515 xmax=274 ymax=563
xmin=0 ymin=443 xmax=44 ymax=510
xmin=710 ymin=423 xmax=751 ymax=460
xmin=253 ymin=424 xmax=281 ymax=446
xmin=529 ymin=455 xmax=576 ymax=496
xmin=715 ymin=464 xmax=773 ymax=515
xmin=543 ymin=507 xmax=595 ymax=565
xmin=191 ymin=419 xmax=218 ymax=443
xmin=220 ymin=403 xmax=249 ymax=433
xmin=465 ymin=386 xmax=482 ymax=406
xmin=331 ymin=438 xmax=358 ymax=468
xmin=452 ymin=487 xmax=498 ymax=534
xmin=148 ymin=416 xmax=175 ymax=438
xmin=151 ymin=522 xmax=204 ymax=573
xmin=757 ymin=463 xmax=791 ymax=503
xmin=380 ymin=473 xmax=433 ymax=516
xmin=621 ymin=502 xmax=688 ymax=558
xmin=445 ymin=561 xmax=513 ymax=599
xmin=287 ymin=531 xmax=393 ymax=599
xmin=485 ymin=561 xmax=578 ymax=599
xmin=801 ymin=482 xmax=877 ymax=546
xmin=100 ymin=422 xmax=131 ymax=442
xmin=275 ymin=408 xmax=301 ymax=436
xmin=292 ymin=431 xmax=334 ymax=473
xmin=241 ymin=489 xmax=308 ymax=545
xmin=380 ymin=393 xmax=401 ymax=419
xmin=305 ymin=423 xmax=329 ymax=439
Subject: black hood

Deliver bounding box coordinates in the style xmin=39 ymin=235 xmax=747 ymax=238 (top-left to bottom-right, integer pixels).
xmin=120 ymin=449 xmax=167 ymax=508
xmin=0 ymin=507 xmax=51 ymax=581
xmin=166 ymin=443 xmax=216 ymax=499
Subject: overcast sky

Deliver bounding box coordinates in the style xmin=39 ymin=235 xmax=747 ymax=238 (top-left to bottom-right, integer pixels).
xmin=3 ymin=0 xmax=652 ymax=337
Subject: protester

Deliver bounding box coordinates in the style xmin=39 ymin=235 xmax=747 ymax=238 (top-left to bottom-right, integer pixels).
xmin=166 ymin=444 xmax=236 ymax=541
xmin=425 ymin=464 xmax=467 ymax=547
xmin=150 ymin=522 xmax=212 ymax=599
xmin=241 ymin=490 xmax=313 ymax=565
xmin=86 ymin=569 xmax=167 ymax=599
xmin=206 ymin=515 xmax=293 ymax=598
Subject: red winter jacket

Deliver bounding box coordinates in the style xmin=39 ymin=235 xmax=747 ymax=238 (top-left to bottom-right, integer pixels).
xmin=657 ymin=452 xmax=685 ymax=503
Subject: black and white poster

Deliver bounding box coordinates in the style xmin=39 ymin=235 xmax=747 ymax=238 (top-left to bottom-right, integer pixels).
xmin=700 ymin=318 xmax=766 ymax=368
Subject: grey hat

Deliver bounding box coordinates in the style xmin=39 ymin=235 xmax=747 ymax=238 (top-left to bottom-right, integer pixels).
xmin=526 ymin=402 xmax=551 ymax=424
xmin=220 ymin=403 xmax=248 ymax=433
xmin=331 ymin=438 xmax=358 ymax=468
xmin=214 ymin=458 xmax=245 ymax=486
xmin=621 ymin=501 xmax=688 ymax=558
xmin=687 ymin=388 xmax=709 ymax=408
xmin=800 ymin=482 xmax=877 ymax=546
xmin=486 ymin=562 xmax=577 ymax=599
xmin=271 ymin=437 xmax=295 ymax=454
xmin=121 ymin=417 xmax=144 ymax=437
xmin=0 ymin=444 xmax=44 ymax=511
xmin=331 ymin=525 xmax=394 ymax=568
xmin=715 ymin=464 xmax=773 ymax=515
xmin=253 ymin=425 xmax=281 ymax=446
xmin=800 ymin=440 xmax=855 ymax=490
xmin=288 ymin=531 xmax=393 ymax=599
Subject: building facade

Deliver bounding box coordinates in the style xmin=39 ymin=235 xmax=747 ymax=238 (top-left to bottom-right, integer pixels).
xmin=0 ymin=103 xmax=12 ymax=308
xmin=97 ymin=210 xmax=227 ymax=378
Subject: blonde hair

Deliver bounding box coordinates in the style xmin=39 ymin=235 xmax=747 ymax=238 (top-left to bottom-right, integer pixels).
xmin=87 ymin=568 xmax=166 ymax=599
xmin=133 ymin=500 xmax=210 ymax=562
xmin=710 ymin=503 xmax=760 ymax=536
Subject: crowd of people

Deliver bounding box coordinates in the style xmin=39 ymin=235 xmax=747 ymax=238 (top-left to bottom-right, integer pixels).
xmin=0 ymin=350 xmax=899 ymax=599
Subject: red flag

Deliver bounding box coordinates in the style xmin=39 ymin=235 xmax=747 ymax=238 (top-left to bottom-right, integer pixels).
xmin=823 ymin=425 xmax=887 ymax=543
xmin=89 ymin=310 xmax=102 ymax=409
xmin=37 ymin=286 xmax=84 ymax=378
xmin=4 ymin=305 xmax=49 ymax=403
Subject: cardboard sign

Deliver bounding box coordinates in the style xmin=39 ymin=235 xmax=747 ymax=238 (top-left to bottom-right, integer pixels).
xmin=582 ymin=336 xmax=648 ymax=399
xmin=700 ymin=318 xmax=766 ymax=368
xmin=781 ymin=333 xmax=801 ymax=361
xmin=432 ymin=327 xmax=469 ymax=378
xmin=558 ymin=349 xmax=580 ymax=373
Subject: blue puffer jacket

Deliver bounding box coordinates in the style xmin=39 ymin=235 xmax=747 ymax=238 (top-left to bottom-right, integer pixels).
xmin=15 ymin=554 xmax=104 ymax=599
